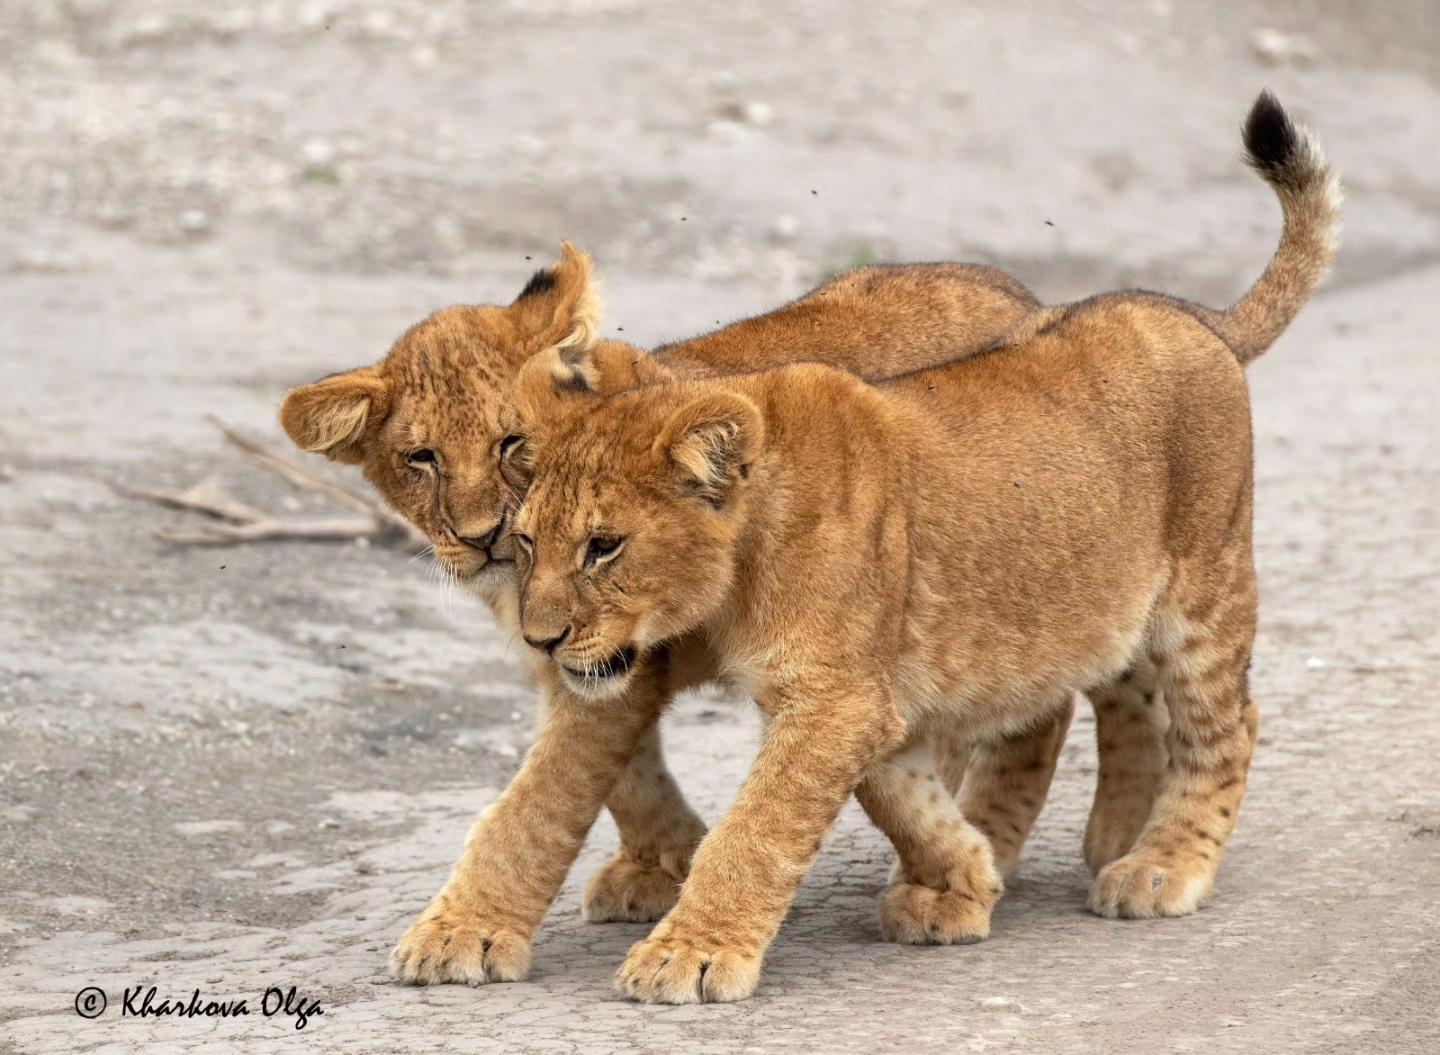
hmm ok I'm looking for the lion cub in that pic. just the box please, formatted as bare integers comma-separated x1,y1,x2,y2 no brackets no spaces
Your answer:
508,92,1339,1003
280,243,1064,982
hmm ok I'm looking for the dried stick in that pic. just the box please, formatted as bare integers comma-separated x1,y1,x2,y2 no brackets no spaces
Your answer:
206,418,395,520
158,516,388,545
128,419,426,547
122,478,270,523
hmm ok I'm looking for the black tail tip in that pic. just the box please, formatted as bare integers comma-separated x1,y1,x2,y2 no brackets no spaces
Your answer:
1243,90,1299,173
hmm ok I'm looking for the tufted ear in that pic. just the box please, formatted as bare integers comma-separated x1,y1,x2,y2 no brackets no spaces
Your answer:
513,340,672,419
507,342,673,491
654,391,764,508
513,345,601,425
278,367,390,464
507,242,603,355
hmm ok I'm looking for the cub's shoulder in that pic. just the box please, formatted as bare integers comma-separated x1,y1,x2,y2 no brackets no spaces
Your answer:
723,362,898,441
807,262,1038,309
734,360,875,401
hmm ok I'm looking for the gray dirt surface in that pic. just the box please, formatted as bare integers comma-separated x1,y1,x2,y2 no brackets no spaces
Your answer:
1,2,1438,1052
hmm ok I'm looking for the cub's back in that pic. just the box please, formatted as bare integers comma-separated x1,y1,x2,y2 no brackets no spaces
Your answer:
881,292,1253,558
655,263,1038,380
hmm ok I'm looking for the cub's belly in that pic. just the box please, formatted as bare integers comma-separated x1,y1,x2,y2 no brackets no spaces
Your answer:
897,570,1166,737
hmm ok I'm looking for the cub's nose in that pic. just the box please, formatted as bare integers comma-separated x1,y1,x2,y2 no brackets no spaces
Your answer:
522,626,572,654
456,523,502,552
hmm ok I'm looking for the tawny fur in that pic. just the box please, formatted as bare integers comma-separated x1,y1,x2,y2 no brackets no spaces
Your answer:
278,241,1086,982
507,92,1339,1003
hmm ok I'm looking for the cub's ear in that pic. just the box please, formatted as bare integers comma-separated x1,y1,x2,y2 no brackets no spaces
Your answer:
513,340,673,418
536,340,673,397
512,345,603,427
508,241,602,355
654,392,764,507
278,367,390,464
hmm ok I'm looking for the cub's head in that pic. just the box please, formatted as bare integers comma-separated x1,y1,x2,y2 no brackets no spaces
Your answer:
278,243,632,599
509,360,763,700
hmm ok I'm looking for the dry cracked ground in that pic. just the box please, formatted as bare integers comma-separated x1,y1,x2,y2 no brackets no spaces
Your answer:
2,2,1438,1053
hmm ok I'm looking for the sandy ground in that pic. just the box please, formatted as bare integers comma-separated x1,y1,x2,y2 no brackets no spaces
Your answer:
2,2,1439,1052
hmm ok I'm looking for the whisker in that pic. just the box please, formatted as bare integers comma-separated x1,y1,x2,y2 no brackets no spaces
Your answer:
439,564,457,617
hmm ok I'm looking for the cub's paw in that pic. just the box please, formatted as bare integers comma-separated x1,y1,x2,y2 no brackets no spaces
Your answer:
1088,851,1212,919
1082,791,1155,875
615,929,762,1004
879,882,995,945
390,893,531,986
582,854,682,923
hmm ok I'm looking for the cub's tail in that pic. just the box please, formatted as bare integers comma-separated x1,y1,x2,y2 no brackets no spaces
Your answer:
1209,91,1342,364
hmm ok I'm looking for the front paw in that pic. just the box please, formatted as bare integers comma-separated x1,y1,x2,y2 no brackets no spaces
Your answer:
583,853,683,923
390,890,531,985
615,928,763,1004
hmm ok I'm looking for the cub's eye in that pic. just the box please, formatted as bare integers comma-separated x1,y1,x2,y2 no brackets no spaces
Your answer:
406,448,438,468
585,535,624,567
498,435,524,459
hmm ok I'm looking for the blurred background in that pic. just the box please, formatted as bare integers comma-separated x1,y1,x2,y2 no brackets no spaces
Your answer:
2,3,1438,1053
5,1,1439,302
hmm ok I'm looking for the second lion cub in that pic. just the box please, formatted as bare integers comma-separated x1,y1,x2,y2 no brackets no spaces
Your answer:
506,93,1339,1003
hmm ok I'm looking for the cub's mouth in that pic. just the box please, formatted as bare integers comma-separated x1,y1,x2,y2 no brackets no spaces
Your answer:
435,545,504,574
561,645,639,682
444,551,515,580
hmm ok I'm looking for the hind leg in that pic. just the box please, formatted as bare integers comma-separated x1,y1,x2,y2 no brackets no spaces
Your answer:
1088,561,1259,919
951,697,1074,879
1083,661,1170,874
936,737,971,800
857,738,1005,945
583,721,707,922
